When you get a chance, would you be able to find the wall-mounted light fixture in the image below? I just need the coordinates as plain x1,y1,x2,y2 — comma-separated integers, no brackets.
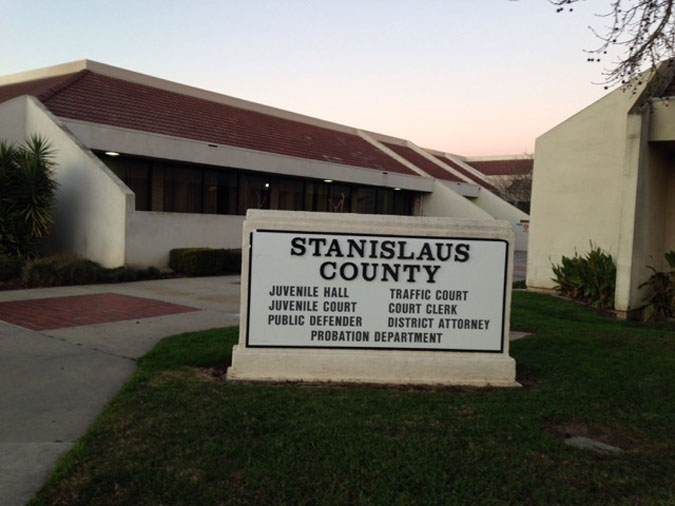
323,179,333,183
105,151,120,157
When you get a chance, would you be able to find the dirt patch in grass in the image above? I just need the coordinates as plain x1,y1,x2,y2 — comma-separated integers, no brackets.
543,418,644,451
148,370,192,387
194,365,229,383
209,373,518,393
515,366,539,389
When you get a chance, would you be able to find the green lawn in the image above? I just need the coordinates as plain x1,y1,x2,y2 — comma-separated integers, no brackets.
30,292,675,506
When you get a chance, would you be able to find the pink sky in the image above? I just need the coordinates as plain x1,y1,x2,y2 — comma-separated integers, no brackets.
0,0,613,156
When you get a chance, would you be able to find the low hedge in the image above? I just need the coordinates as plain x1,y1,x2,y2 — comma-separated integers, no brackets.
2,248,242,287
23,256,106,286
169,248,242,276
223,249,242,274
0,254,23,281
21,255,164,287
105,265,162,283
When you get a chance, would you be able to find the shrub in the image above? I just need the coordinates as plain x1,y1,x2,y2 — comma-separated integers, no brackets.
184,248,224,276
512,279,526,290
170,248,239,276
169,248,192,274
640,251,675,321
551,243,616,309
0,254,23,281
105,266,142,283
54,256,102,285
223,249,242,274
22,255,166,287
22,258,61,286
143,266,162,278
22,255,103,286
105,266,163,283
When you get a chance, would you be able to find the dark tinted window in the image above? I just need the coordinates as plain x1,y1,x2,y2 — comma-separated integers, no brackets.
204,169,238,215
239,173,270,213
162,164,202,213
104,157,151,211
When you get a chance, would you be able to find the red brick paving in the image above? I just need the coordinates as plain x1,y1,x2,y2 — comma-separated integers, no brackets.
0,293,200,331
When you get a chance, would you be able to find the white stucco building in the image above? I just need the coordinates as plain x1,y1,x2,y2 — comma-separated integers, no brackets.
527,61,675,316
0,60,529,267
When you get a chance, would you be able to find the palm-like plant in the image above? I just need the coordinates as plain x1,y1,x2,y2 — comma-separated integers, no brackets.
0,135,58,257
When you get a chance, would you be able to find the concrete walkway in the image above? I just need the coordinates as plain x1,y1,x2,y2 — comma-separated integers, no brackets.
0,276,242,506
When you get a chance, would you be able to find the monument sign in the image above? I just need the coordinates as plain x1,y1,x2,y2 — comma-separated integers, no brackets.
228,210,518,387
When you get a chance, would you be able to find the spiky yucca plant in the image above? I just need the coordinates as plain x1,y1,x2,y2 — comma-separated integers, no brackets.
0,135,58,257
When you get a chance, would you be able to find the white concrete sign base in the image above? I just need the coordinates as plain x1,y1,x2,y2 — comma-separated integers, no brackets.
227,210,519,387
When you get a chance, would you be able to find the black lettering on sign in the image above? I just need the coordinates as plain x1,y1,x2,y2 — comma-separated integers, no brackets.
380,240,396,259
290,237,306,256
320,262,337,280
307,238,327,256
455,243,470,262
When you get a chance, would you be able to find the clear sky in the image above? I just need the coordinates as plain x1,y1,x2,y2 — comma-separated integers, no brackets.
0,0,614,155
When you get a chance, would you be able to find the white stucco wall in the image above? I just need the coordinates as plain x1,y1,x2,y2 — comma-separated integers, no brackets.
0,96,28,142
125,211,245,267
421,181,493,221
649,99,675,142
22,97,131,267
469,190,529,251
527,86,640,291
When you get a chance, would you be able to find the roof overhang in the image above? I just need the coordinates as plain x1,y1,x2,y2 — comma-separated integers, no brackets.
63,118,435,193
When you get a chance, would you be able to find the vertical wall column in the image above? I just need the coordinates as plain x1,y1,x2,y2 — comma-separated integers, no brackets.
615,106,652,314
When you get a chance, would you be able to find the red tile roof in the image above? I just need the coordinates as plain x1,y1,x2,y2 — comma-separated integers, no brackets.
432,154,499,193
0,70,415,176
0,72,84,104
467,159,533,176
382,142,462,182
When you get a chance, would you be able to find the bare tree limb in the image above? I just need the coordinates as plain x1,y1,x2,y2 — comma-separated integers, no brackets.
548,0,675,90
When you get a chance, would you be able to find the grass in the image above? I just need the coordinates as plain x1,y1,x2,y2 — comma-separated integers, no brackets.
29,292,675,506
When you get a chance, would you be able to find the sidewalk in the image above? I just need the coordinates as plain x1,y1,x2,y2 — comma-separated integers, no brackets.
0,276,242,506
